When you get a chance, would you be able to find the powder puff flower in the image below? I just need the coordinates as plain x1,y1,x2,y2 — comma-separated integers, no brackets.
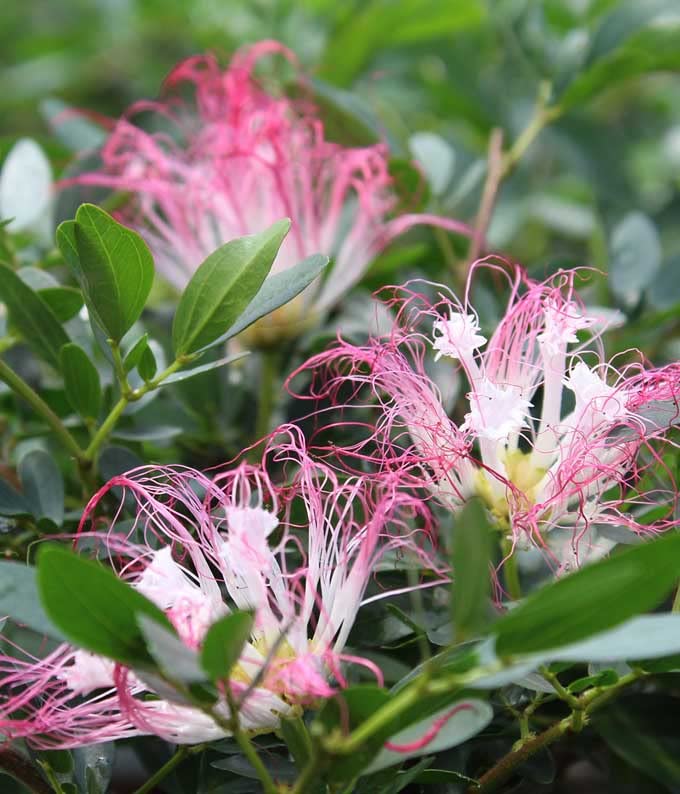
66,40,470,344
0,429,438,748
293,264,680,573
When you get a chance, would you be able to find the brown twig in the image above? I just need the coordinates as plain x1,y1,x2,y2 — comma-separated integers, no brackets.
0,747,52,794
466,127,504,267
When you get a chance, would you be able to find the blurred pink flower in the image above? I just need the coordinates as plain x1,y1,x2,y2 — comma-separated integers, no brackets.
293,264,680,572
67,40,470,339
0,428,439,748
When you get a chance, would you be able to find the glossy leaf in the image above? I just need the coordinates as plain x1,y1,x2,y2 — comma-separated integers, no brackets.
137,343,157,381
159,352,248,386
319,0,486,86
72,744,115,794
594,694,680,790
60,342,102,421
559,2,680,108
200,610,254,681
0,477,32,517
40,97,107,152
57,204,154,342
37,545,172,666
451,498,493,642
0,263,69,369
172,219,290,355
123,333,149,373
609,212,661,309
18,448,65,526
215,253,328,347
535,615,680,664
38,287,84,323
0,138,52,232
363,700,493,774
493,533,680,656
137,614,205,682
0,559,65,639
279,716,312,770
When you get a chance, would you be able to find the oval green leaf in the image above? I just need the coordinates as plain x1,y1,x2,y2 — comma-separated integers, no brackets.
493,532,680,657
200,610,254,681
18,449,65,526
60,342,102,421
0,263,69,369
57,204,154,342
451,498,493,642
37,545,172,666
172,219,290,356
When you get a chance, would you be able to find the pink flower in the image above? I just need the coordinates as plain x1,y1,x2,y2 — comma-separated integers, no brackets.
0,428,439,748
65,41,469,342
292,264,680,573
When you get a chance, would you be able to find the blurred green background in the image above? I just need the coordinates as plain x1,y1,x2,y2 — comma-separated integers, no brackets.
2,0,680,333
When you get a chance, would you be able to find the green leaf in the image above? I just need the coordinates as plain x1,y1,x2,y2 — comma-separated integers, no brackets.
316,683,478,780
112,425,183,443
213,253,328,348
536,615,680,663
451,498,493,642
98,445,144,482
40,98,107,152
200,610,254,681
593,694,680,790
559,1,680,108
172,219,291,356
38,287,84,323
19,449,65,526
363,700,493,774
0,559,66,639
0,477,31,517
0,263,69,369
72,744,115,794
17,269,86,322
493,532,680,657
57,204,154,342
609,212,661,309
0,138,52,232
60,342,102,421
137,343,157,381
300,78,382,146
137,614,205,682
123,333,149,373
409,132,456,196
279,716,312,770
37,545,172,666
319,0,486,86
158,352,248,386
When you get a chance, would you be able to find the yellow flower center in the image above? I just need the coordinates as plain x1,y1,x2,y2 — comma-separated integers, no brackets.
475,450,546,526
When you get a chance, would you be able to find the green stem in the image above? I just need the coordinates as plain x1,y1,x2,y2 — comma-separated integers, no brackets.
132,745,192,794
0,357,84,460
0,748,52,794
539,667,580,710
109,340,132,397
672,582,680,613
82,356,190,462
501,538,522,601
325,684,422,755
83,395,128,461
200,690,278,794
255,350,279,440
500,82,562,179
290,752,323,794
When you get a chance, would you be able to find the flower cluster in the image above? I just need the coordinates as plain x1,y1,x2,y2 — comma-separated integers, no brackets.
68,40,469,343
0,429,438,748
294,264,680,572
